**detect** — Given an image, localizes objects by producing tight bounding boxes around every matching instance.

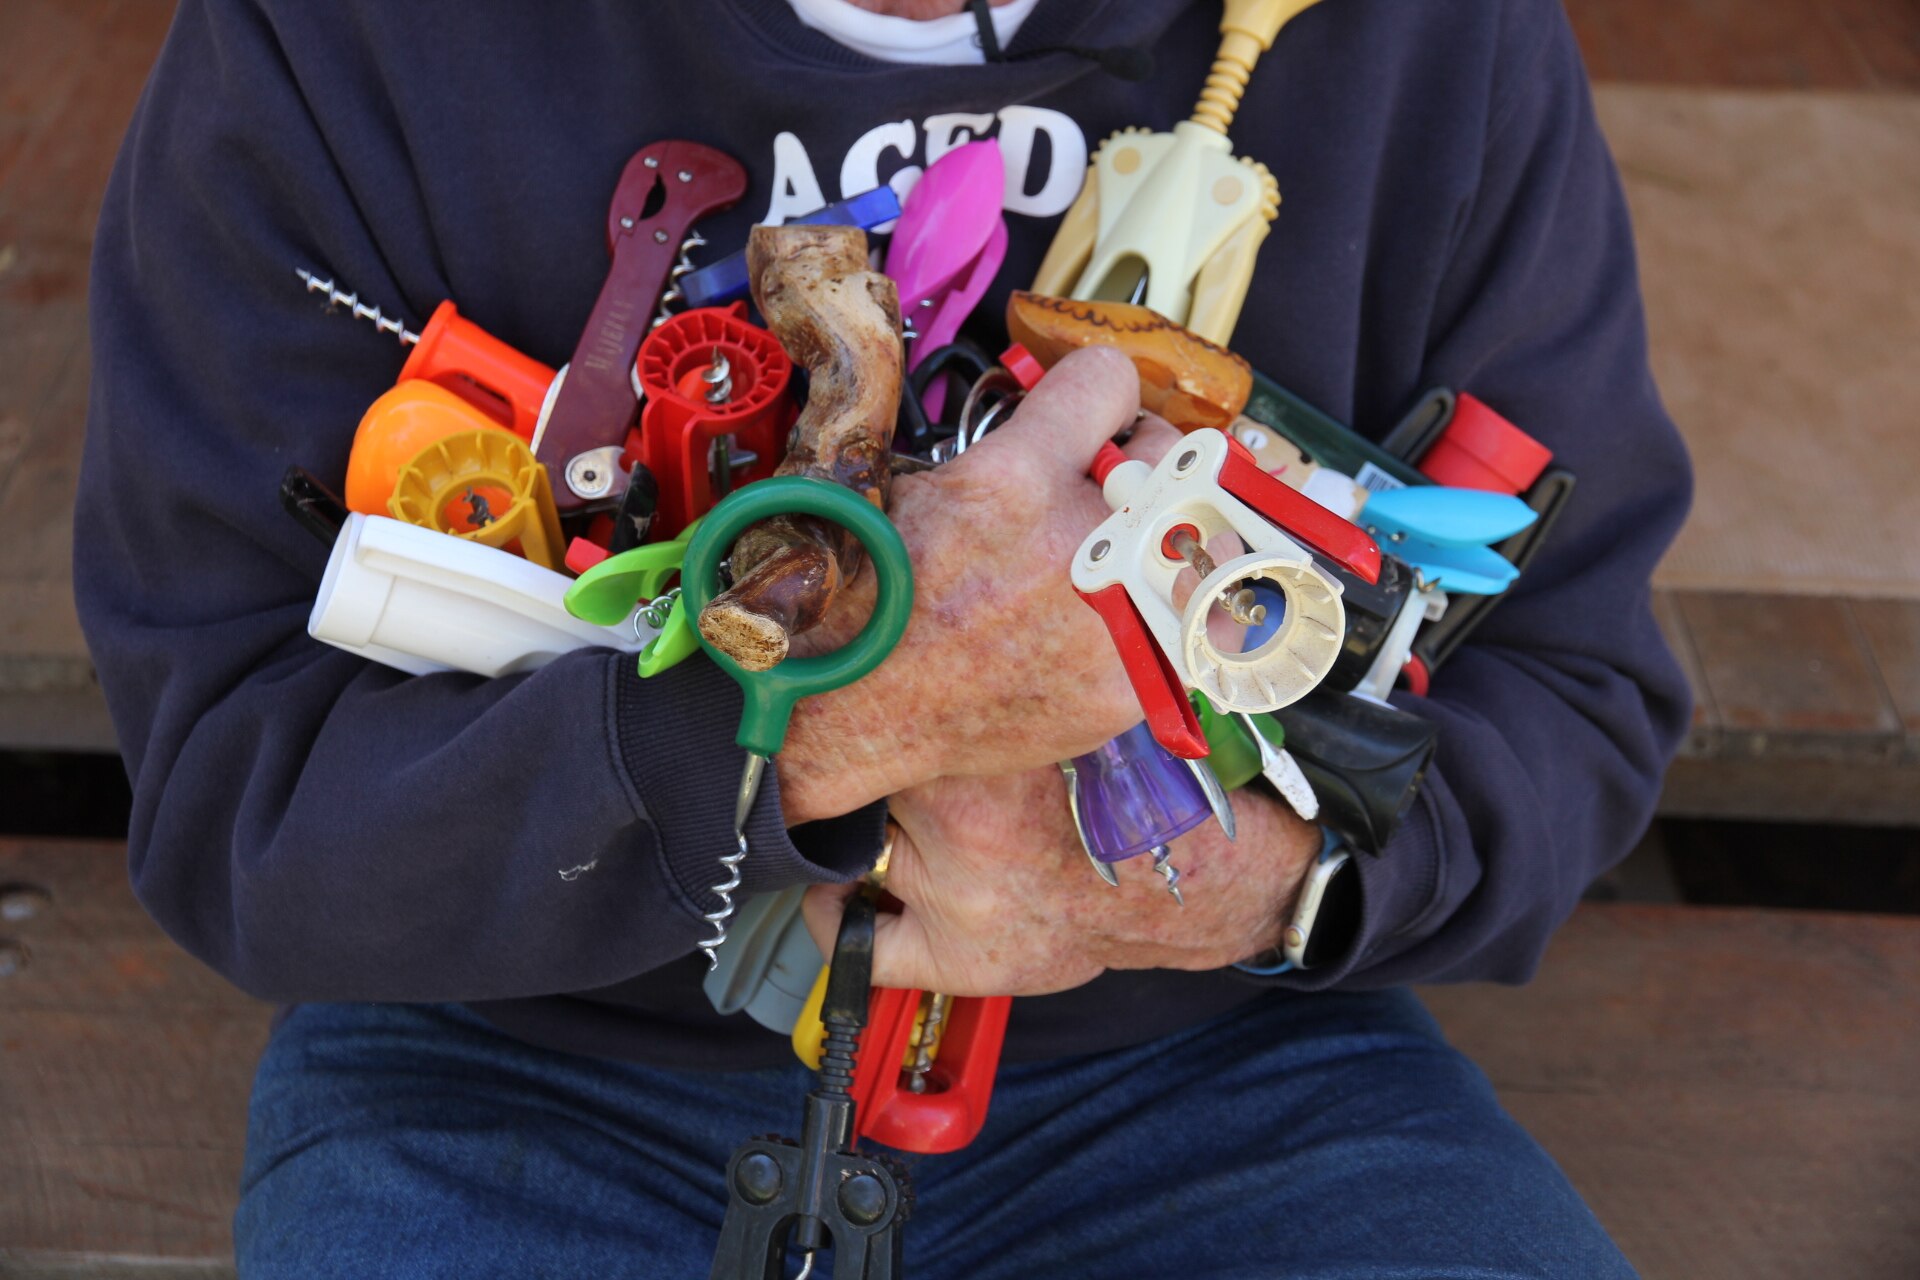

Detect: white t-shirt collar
[786,0,1042,66]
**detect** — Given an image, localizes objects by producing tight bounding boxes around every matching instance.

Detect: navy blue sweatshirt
[77,0,1690,1068]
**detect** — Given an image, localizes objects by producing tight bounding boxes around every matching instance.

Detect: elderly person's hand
[801,767,1322,995]
[777,345,1172,822]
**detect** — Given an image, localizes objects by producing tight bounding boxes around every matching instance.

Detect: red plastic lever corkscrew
[852,990,1012,1155]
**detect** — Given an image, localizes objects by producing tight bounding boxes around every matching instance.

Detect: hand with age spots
[777,345,1172,822]
[801,767,1321,996]
[775,343,1320,993]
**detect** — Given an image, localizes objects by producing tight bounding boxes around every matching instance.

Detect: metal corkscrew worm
[699,754,764,966]
[653,229,709,328]
[294,268,420,345]
[1150,844,1185,905]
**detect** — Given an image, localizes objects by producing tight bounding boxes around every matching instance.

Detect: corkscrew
[701,758,761,968]
[537,141,749,515]
[782,832,1014,1156]
[1073,427,1380,758]
[652,229,709,329]
[1062,720,1233,903]
[294,267,557,443]
[630,303,794,539]
[1030,0,1327,347]
[296,269,420,345]
[1150,845,1184,904]
[708,896,911,1280]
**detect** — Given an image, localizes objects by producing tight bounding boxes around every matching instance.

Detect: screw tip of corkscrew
[292,265,419,345]
[1151,845,1185,905]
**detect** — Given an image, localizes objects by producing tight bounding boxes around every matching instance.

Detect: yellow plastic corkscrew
[1031,0,1324,347]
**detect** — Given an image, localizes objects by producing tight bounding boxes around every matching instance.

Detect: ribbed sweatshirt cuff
[610,655,891,926]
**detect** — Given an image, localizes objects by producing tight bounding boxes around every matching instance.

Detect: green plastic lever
[682,478,913,758]
[564,519,702,625]
[563,520,706,677]
[1195,693,1286,790]
[637,601,700,678]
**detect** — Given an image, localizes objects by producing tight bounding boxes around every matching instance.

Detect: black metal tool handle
[278,466,349,547]
[708,896,910,1280]
[1378,387,1456,463]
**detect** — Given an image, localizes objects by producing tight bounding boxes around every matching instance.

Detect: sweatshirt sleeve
[74,0,884,1005]
[1254,1,1692,989]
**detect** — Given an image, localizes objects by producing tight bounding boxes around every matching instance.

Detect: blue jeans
[236,992,1632,1278]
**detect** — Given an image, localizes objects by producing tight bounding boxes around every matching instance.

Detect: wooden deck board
[1831,0,1920,89]
[0,839,270,1271]
[0,1,168,744]
[0,0,172,245]
[1562,0,1920,91]
[1424,903,1920,1280]
[0,342,88,595]
[1651,589,1720,756]
[1677,592,1901,751]
[1656,589,1920,822]
[1660,753,1920,826]
[1603,87,1920,600]
[0,251,86,539]
[1854,598,1920,747]
[0,0,128,197]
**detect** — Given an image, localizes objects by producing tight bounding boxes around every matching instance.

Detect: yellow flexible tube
[1190,0,1328,135]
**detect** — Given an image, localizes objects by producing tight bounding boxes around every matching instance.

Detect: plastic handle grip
[398,300,556,441]
[309,514,649,677]
[680,478,913,757]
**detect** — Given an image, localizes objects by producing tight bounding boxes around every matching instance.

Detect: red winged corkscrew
[1072,421,1383,759]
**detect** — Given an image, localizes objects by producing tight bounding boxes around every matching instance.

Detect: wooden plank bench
[1655,590,1920,825]
[4,837,1917,1279]
[0,839,267,1279]
[0,0,169,754]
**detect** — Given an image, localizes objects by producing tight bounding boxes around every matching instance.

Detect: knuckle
[1055,342,1136,386]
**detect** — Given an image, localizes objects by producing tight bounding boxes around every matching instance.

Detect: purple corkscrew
[1060,720,1237,903]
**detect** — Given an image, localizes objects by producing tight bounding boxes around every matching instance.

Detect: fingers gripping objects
[698,226,904,672]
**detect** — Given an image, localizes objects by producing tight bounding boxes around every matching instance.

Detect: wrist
[1236,829,1358,975]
